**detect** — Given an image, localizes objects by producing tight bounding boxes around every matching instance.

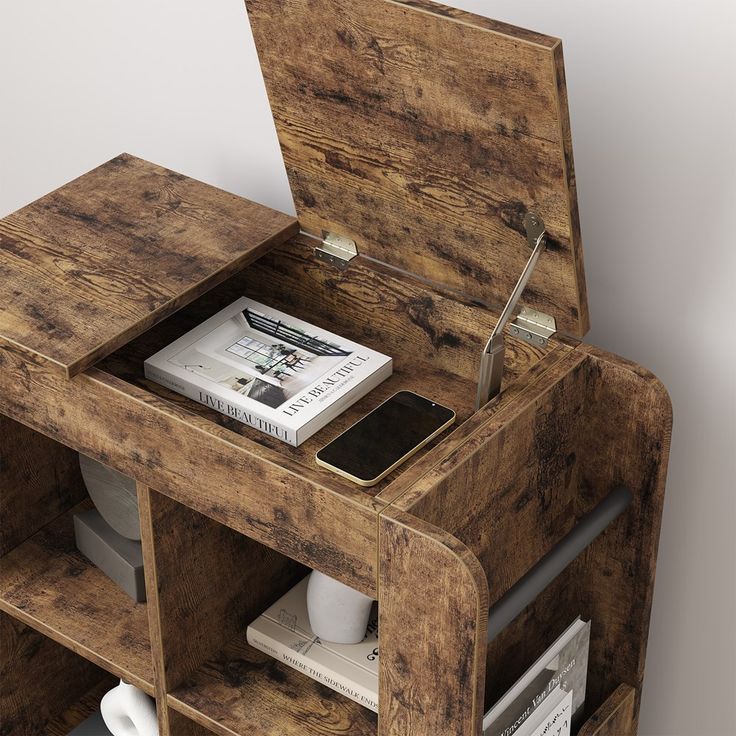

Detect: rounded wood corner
[378,508,489,736]
[581,344,673,438]
[379,507,490,612]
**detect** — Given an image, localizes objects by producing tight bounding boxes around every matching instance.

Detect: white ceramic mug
[306,570,375,644]
[100,680,159,736]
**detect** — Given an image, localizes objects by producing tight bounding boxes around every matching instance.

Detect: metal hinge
[510,306,556,347]
[313,231,358,270]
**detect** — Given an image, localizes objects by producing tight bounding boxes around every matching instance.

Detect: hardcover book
[483,618,590,736]
[144,297,392,446]
[247,576,379,712]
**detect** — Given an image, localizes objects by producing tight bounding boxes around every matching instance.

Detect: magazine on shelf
[144,297,393,447]
[483,618,590,736]
[247,576,379,712]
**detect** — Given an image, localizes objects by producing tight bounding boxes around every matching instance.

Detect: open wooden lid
[0,154,298,378]
[247,0,589,336]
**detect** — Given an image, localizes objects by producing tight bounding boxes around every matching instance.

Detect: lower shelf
[169,635,377,736]
[0,500,154,694]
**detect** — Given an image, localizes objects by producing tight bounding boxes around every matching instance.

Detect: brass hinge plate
[313,231,358,269]
[509,306,557,347]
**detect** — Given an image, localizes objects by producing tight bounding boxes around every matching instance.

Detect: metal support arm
[475,213,548,410]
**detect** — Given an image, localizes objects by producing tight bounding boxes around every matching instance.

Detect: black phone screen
[316,391,455,484]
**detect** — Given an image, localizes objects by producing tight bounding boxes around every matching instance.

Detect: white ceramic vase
[100,680,159,736]
[79,454,141,540]
[306,570,374,644]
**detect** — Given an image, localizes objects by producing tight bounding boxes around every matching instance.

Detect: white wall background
[1,2,734,734]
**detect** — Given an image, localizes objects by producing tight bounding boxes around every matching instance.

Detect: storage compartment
[0,500,154,693]
[0,610,118,735]
[0,419,155,694]
[98,235,558,499]
[383,345,671,734]
[0,415,87,556]
[171,638,378,736]
[139,486,376,736]
[52,232,564,597]
[483,562,637,733]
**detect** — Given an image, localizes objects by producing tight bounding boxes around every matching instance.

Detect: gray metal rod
[487,486,633,643]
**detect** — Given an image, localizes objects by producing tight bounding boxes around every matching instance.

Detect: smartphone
[315,391,455,487]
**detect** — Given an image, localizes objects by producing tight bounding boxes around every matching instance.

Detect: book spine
[143,363,298,447]
[246,627,379,713]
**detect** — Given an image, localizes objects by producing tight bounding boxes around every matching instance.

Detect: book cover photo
[247,576,379,712]
[144,297,393,446]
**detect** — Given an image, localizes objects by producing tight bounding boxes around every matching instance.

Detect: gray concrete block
[74,510,146,603]
[68,709,113,736]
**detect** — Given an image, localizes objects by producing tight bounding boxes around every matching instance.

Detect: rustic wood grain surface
[0,9,673,725]
[102,312,480,499]
[0,153,298,378]
[99,233,555,496]
[394,349,587,601]
[166,709,216,736]
[379,342,577,507]
[0,293,667,736]
[247,0,588,336]
[0,500,155,695]
[241,236,554,389]
[0,212,561,602]
[569,346,672,728]
[393,0,558,46]
[137,484,175,736]
[577,684,637,736]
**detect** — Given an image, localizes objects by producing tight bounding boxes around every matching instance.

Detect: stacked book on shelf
[247,576,590,736]
[247,576,379,712]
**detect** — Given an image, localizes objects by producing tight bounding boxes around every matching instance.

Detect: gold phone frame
[315,392,456,487]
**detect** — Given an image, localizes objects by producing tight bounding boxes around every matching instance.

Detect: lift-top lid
[247,0,589,336]
[0,154,298,378]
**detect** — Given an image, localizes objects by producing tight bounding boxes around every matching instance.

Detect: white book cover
[144,297,392,446]
[247,576,379,712]
[483,618,590,736]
